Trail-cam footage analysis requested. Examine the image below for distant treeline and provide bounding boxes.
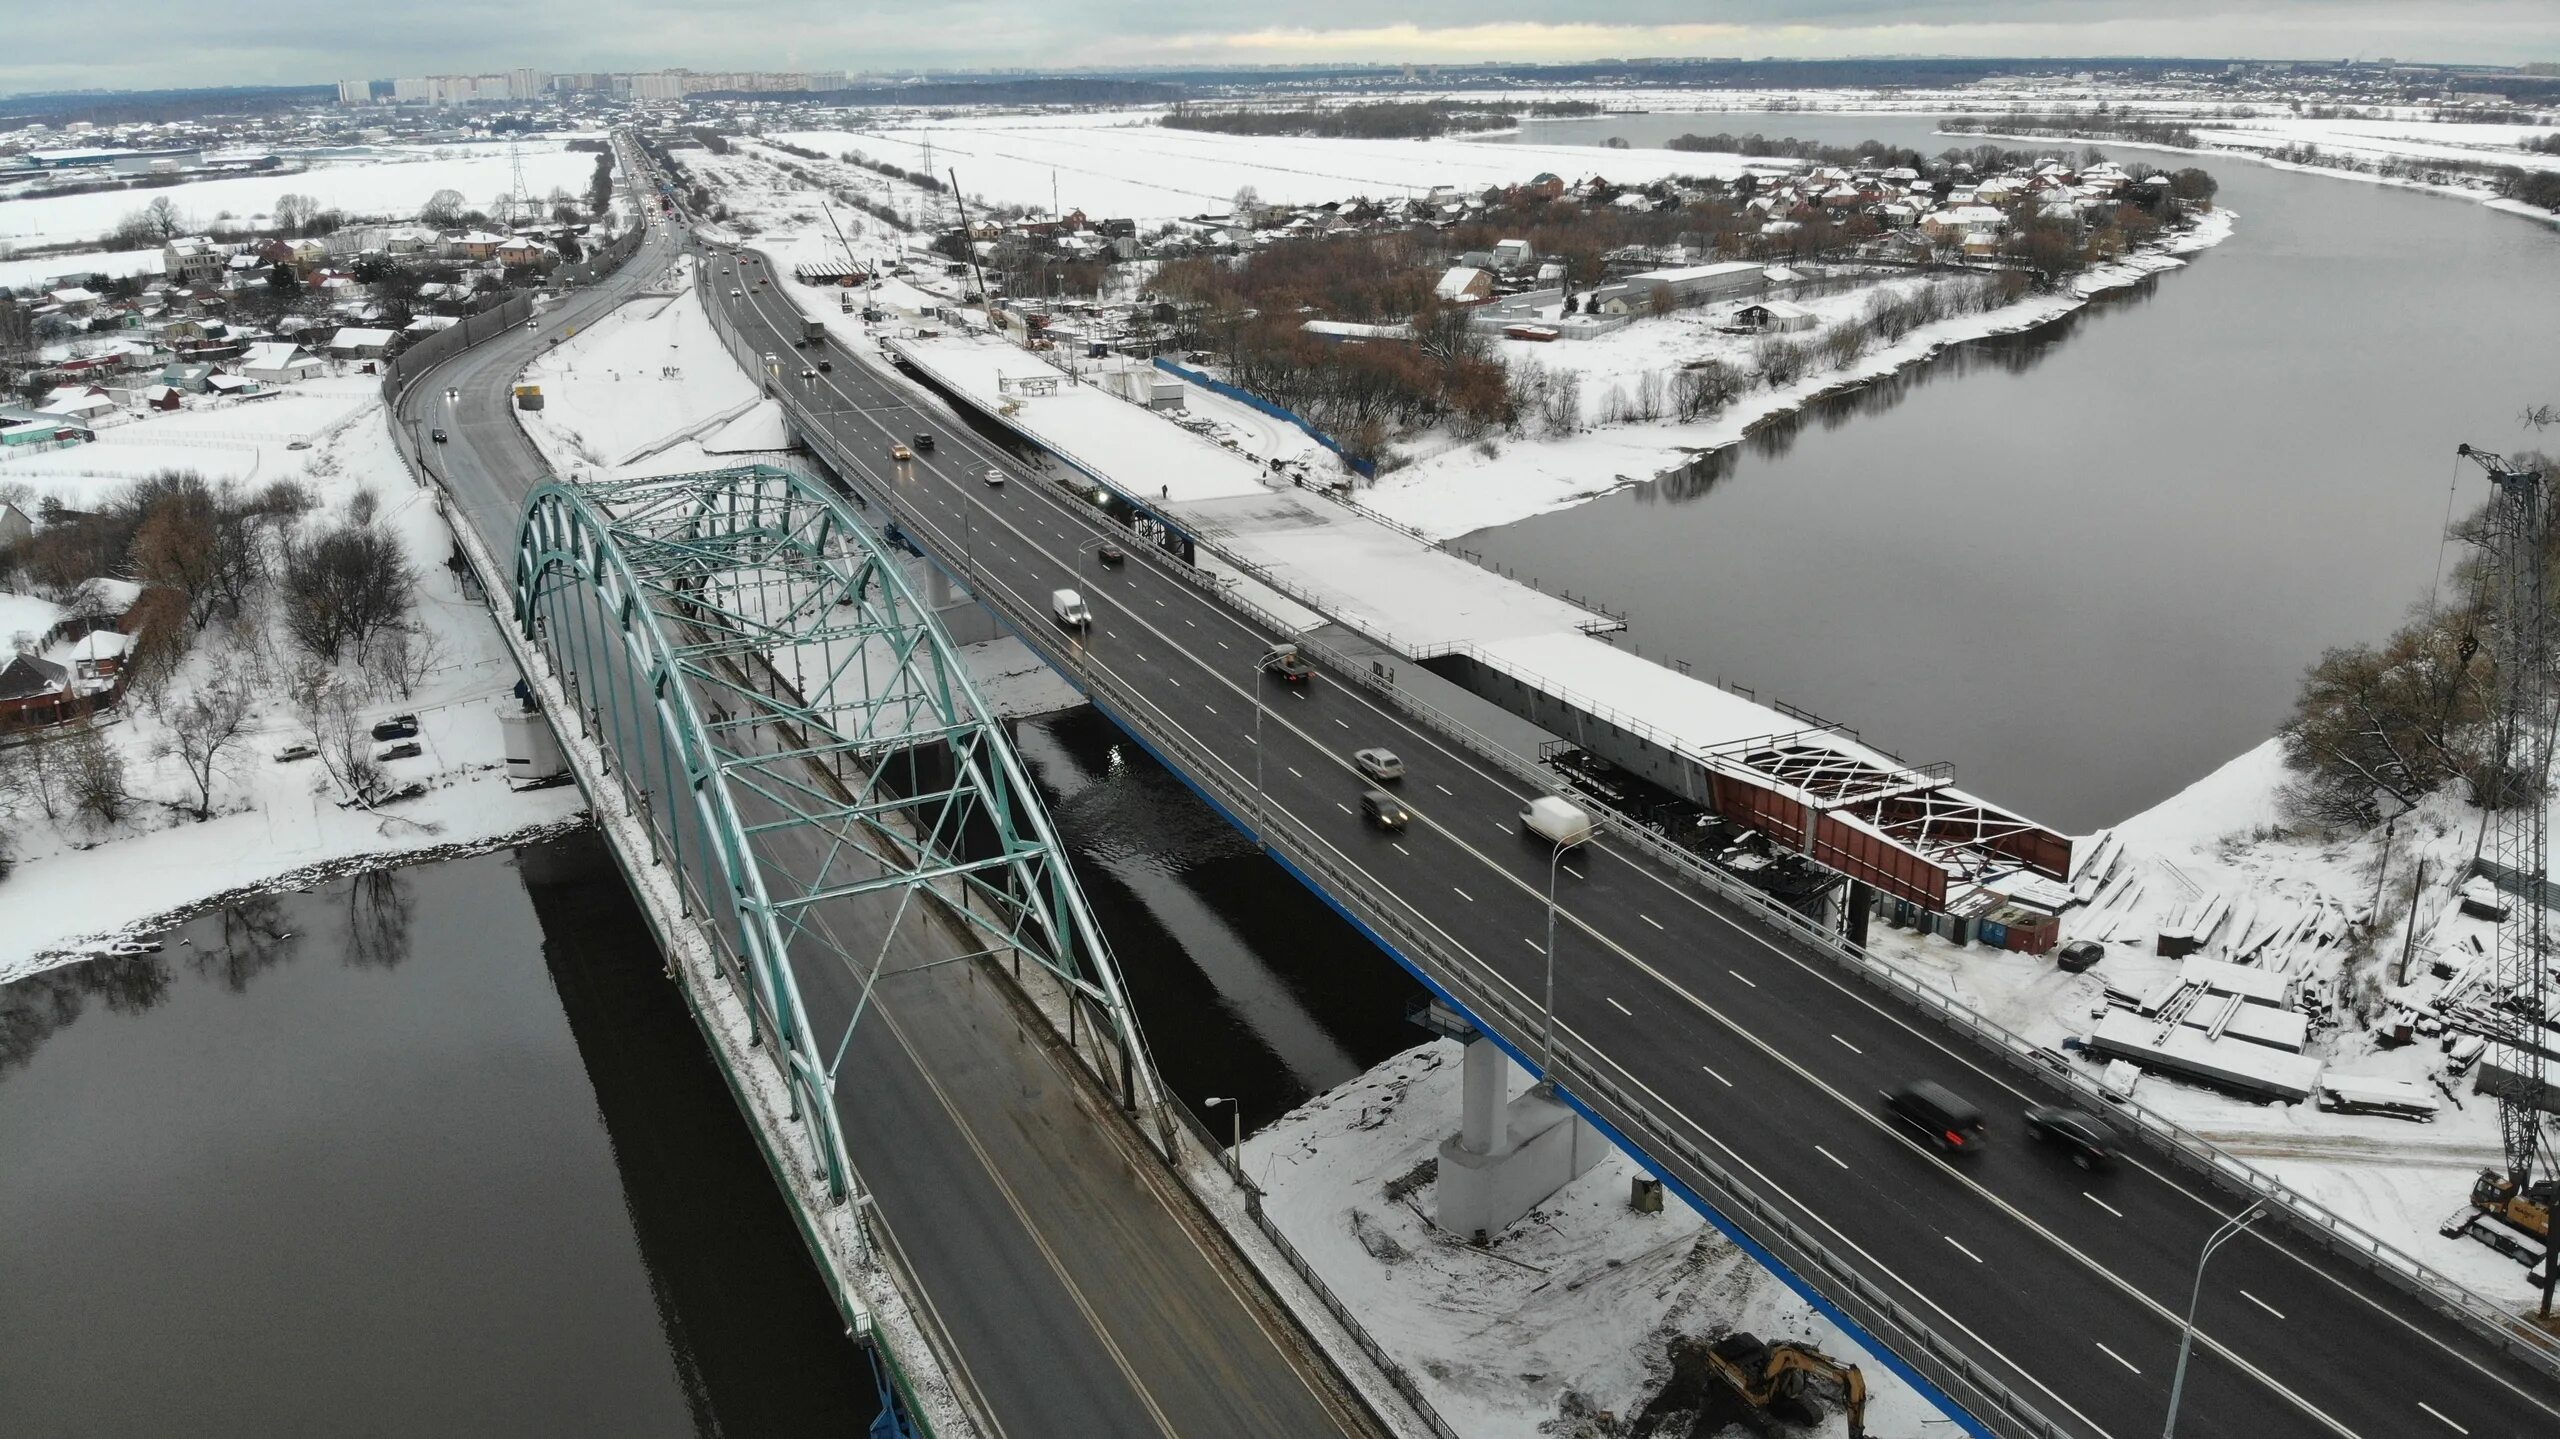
[1163,100,1588,140]
[768,78,1180,107]
[1940,114,2206,149]
[1666,133,1936,170]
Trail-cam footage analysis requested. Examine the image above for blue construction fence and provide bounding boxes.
[1150,358,1376,479]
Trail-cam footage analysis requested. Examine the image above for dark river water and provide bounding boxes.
[0,834,876,1437]
[1480,113,2560,831]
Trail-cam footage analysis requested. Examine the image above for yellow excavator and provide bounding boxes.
[1701,1331,1868,1437]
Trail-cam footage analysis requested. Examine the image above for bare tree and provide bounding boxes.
[278,521,414,664]
[272,192,317,233]
[158,674,256,821]
[142,195,186,241]
[63,719,130,826]
[311,683,383,804]
[419,189,467,227]
[367,622,447,700]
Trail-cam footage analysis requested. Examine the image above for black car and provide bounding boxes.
[1884,1080,1987,1155]
[817,358,833,372]
[1097,542,1125,568]
[1361,789,1410,831]
[430,428,448,443]
[376,741,423,762]
[913,433,936,452]
[370,715,419,741]
[2057,940,2104,973]
[2024,1105,2120,1169]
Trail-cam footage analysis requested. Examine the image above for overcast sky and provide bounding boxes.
[11,2,2558,96]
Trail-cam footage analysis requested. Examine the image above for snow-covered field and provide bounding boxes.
[0,390,587,983]
[1247,1041,1927,1437]
[0,141,602,249]
[772,113,1752,224]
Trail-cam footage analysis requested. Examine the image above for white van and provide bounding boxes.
[1519,796,1592,847]
[1051,589,1092,629]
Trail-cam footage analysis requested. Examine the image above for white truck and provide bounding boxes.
[1519,795,1593,847]
[1051,588,1092,630]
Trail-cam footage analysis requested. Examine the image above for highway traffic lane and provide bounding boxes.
[720,280,2560,1435]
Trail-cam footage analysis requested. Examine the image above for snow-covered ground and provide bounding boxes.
[0,390,588,984]
[1246,1041,1931,1437]
[0,140,602,249]
[772,113,1755,225]
[0,243,166,290]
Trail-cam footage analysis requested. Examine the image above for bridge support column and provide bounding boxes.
[1437,1036,1605,1240]
[926,560,955,608]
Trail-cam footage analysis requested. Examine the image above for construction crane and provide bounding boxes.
[946,168,994,330]
[2439,444,2560,1296]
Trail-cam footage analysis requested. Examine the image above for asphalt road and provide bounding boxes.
[709,252,2560,1439]
[396,142,1379,1439]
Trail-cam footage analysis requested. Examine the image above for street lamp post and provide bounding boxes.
[2164,1198,2265,1437]
[1540,834,1584,1080]
[1203,1097,1242,1184]
[1249,658,1269,809]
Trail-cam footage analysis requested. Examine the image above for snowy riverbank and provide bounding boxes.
[1357,209,2235,542]
[1,399,589,984]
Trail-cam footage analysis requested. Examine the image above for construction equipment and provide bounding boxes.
[1701,1331,1868,1437]
[2437,445,2560,1296]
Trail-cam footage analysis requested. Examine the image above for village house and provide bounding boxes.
[163,235,227,286]
[326,325,396,360]
[238,340,325,383]
[0,501,31,549]
[0,653,75,728]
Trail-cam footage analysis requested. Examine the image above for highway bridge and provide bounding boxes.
[389,137,1389,1439]
[697,232,2560,1438]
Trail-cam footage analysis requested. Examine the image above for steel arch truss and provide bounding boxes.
[513,463,1158,1201]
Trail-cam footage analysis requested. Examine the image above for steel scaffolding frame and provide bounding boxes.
[513,463,1161,1203]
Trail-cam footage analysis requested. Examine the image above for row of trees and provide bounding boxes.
[1163,102,1526,140]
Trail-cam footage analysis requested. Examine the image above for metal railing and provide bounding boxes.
[721,266,2560,1414]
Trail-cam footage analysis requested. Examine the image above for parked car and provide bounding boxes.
[2056,940,2104,973]
[1361,789,1411,831]
[273,743,317,763]
[1354,748,1404,782]
[1261,645,1313,684]
[430,428,448,444]
[891,444,914,462]
[1883,1080,1987,1155]
[377,741,423,762]
[2023,1105,2119,1169]
[286,439,311,451]
[1097,542,1125,568]
[370,715,419,741]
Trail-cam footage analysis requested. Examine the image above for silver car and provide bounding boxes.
[1354,748,1404,782]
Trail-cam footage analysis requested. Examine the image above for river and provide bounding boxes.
[1478,113,2560,831]
[0,834,877,1437]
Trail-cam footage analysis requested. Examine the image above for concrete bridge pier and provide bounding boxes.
[1436,1034,1605,1241]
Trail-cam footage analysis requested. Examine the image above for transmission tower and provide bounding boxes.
[2461,442,2556,1190]
[503,128,531,231]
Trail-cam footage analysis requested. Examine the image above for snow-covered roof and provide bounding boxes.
[1433,266,1489,300]
[327,326,396,349]
[72,629,131,659]
[239,341,313,371]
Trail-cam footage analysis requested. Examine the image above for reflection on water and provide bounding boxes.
[1013,708,1426,1134]
[0,835,872,1437]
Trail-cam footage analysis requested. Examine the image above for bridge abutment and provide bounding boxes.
[1437,1035,1605,1239]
